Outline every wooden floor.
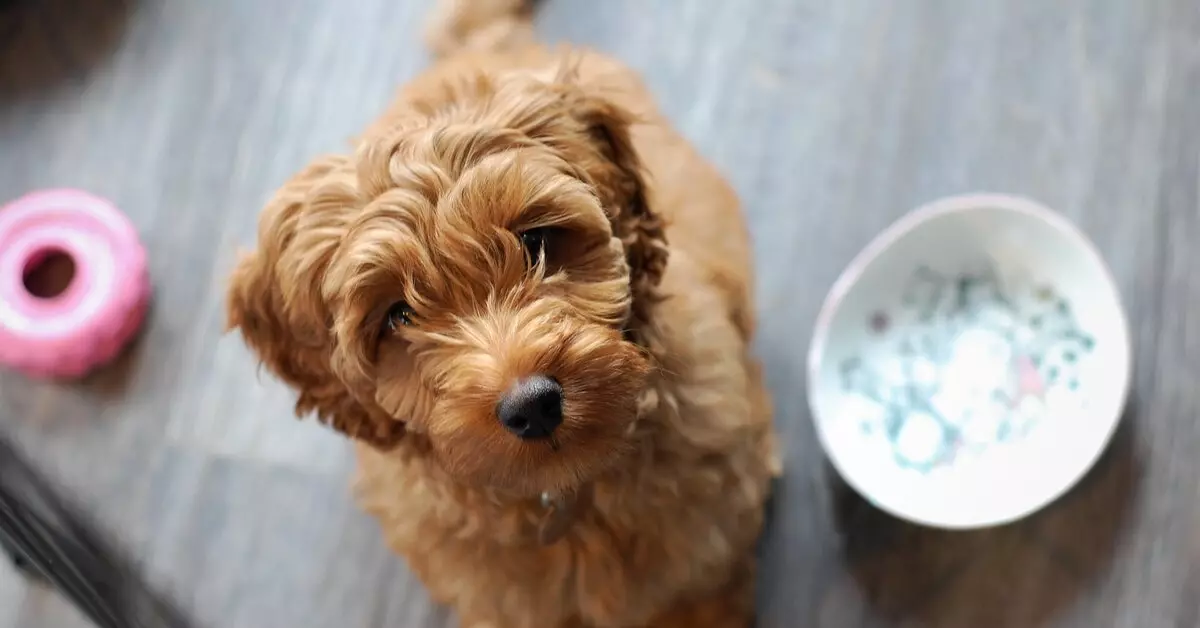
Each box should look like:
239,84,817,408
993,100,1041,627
1,0,1198,626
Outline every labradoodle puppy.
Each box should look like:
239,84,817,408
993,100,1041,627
226,2,779,626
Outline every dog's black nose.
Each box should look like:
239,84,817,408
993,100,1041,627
496,375,563,440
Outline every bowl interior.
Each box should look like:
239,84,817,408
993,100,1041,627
809,197,1130,528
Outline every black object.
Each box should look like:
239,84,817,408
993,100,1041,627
496,375,564,440
0,436,197,628
1,532,39,578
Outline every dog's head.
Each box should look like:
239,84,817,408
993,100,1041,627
227,65,666,496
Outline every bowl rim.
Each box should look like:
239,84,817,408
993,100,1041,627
806,192,1133,529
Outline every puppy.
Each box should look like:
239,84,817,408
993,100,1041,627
226,2,780,626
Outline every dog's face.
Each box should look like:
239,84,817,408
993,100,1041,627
227,67,667,496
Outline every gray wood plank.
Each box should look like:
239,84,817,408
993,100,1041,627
1,0,1198,626
0,562,29,627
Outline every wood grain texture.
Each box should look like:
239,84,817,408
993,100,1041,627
0,0,1196,626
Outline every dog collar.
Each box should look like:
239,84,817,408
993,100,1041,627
536,483,591,545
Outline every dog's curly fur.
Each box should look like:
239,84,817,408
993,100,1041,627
226,3,780,626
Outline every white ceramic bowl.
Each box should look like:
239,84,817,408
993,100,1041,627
808,194,1132,529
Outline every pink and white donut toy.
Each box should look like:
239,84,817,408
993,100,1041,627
0,189,151,379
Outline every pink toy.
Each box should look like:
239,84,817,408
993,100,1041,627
0,189,150,379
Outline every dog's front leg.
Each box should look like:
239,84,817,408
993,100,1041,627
642,555,756,628
458,614,587,628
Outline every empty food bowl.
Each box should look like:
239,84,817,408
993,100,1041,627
807,193,1131,529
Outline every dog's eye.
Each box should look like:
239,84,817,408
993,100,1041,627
519,228,548,266
384,302,416,332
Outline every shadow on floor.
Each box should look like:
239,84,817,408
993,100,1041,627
0,0,136,101
73,295,153,400
825,398,1143,626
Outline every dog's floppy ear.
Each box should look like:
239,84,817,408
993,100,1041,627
553,69,669,332
226,156,406,449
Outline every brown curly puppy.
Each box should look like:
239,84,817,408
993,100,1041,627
226,3,780,626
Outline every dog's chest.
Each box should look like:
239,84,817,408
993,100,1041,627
376,466,760,627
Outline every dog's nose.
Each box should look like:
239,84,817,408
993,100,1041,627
496,375,563,440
